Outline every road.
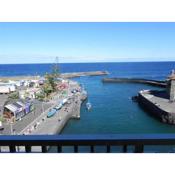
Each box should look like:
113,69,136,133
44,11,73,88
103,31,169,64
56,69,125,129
2,101,53,134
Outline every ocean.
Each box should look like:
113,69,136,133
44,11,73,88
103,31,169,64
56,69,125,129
2,62,175,152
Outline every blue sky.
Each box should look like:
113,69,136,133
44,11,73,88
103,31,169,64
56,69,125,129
0,22,175,63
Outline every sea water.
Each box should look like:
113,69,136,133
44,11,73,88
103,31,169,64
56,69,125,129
2,62,175,152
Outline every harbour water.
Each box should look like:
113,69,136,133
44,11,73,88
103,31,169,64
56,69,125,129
61,62,175,134
2,62,175,152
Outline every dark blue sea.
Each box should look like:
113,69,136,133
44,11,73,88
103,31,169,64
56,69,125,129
2,62,175,152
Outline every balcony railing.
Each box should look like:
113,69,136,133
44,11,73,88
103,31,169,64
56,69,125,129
0,134,175,153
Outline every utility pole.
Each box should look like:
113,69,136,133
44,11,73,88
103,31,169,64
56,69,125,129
52,57,60,78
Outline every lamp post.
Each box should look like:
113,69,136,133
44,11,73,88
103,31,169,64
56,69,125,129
10,119,14,135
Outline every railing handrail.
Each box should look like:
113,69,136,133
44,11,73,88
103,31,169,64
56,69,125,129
1,134,175,153
0,134,175,143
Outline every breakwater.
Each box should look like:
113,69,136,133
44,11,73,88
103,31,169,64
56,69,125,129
0,71,109,81
60,71,109,78
102,78,166,87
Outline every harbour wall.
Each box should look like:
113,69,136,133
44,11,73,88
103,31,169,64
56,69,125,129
60,71,109,78
102,78,167,87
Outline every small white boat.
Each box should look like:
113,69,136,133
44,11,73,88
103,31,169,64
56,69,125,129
86,102,92,111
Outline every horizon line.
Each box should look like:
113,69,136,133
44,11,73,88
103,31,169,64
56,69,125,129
1,60,175,64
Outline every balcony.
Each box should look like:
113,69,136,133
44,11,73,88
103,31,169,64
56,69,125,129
0,134,175,153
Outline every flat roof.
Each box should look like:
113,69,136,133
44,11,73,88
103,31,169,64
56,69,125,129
5,104,18,113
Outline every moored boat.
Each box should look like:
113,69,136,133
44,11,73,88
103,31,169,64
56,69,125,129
86,102,92,111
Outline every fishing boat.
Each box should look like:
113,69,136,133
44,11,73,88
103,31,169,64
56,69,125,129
86,102,92,111
47,108,57,118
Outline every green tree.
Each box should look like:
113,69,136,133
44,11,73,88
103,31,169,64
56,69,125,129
8,92,19,99
43,83,53,96
43,73,56,97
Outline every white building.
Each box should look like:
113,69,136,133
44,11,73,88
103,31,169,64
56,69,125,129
0,83,16,94
0,86,10,94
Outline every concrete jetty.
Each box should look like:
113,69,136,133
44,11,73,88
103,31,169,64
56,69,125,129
102,78,166,87
60,71,109,78
138,90,175,124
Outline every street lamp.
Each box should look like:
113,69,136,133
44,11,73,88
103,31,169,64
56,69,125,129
10,120,14,135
